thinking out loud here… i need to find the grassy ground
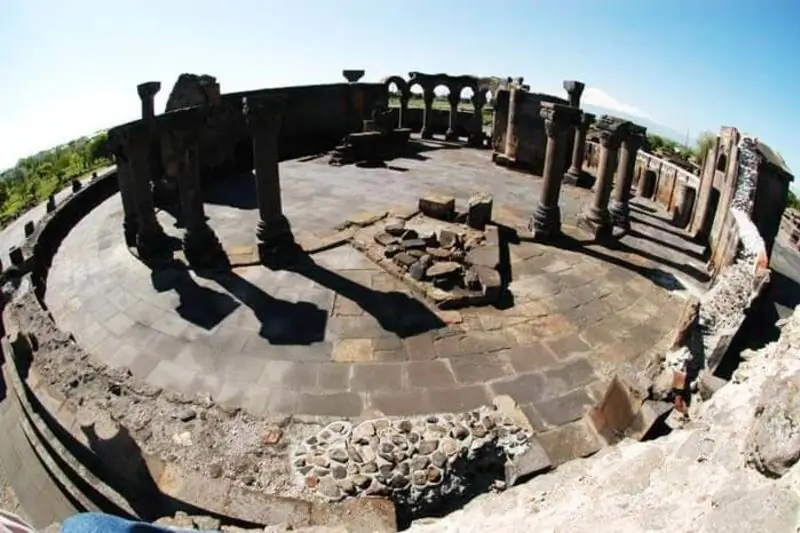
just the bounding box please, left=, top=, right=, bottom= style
left=388, top=96, right=495, bottom=125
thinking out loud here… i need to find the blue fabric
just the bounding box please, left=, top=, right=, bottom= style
left=60, top=513, right=219, bottom=533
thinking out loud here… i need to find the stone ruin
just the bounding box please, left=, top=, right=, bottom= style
left=329, top=104, right=412, bottom=167
left=351, top=192, right=502, bottom=309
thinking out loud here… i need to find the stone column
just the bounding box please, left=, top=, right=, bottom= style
left=563, top=80, right=585, bottom=108
left=169, top=110, right=227, bottom=269
left=137, top=82, right=161, bottom=120
left=563, top=112, right=595, bottom=186
left=578, top=117, right=625, bottom=239
left=121, top=122, right=169, bottom=260
left=528, top=103, right=582, bottom=240
left=503, top=86, right=520, bottom=160
left=398, top=93, right=409, bottom=129
left=245, top=97, right=296, bottom=265
left=691, top=135, right=721, bottom=240
left=445, top=91, right=460, bottom=141
left=421, top=90, right=435, bottom=139
left=609, top=124, right=647, bottom=229
left=116, top=158, right=139, bottom=248
left=469, top=91, right=486, bottom=147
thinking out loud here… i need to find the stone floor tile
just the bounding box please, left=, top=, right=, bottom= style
left=104, top=311, right=136, bottom=337
left=490, top=372, right=548, bottom=404
left=504, top=343, right=559, bottom=373
left=368, top=390, right=434, bottom=416
left=145, top=360, right=199, bottom=397
left=331, top=338, right=374, bottom=362
left=297, top=391, right=364, bottom=417
left=174, top=342, right=222, bottom=373
left=403, top=332, right=437, bottom=361
left=533, top=388, right=595, bottom=426
left=426, top=384, right=491, bottom=413
left=545, top=334, right=593, bottom=359
left=447, top=353, right=513, bottom=384
left=406, top=360, right=456, bottom=389
left=213, top=352, right=269, bottom=383
left=266, top=389, right=299, bottom=414
left=318, top=363, right=352, bottom=390
left=541, top=357, right=598, bottom=397
left=350, top=363, right=405, bottom=392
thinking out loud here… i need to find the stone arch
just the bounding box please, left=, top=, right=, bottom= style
left=382, top=75, right=409, bottom=101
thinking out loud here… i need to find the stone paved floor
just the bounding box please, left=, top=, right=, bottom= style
left=43, top=142, right=704, bottom=424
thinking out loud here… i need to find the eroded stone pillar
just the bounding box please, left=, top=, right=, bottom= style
left=169, top=110, right=227, bottom=269
left=445, top=91, right=460, bottom=142
left=503, top=86, right=520, bottom=160
left=121, top=122, right=169, bottom=260
left=469, top=91, right=486, bottom=147
left=564, top=112, right=595, bottom=186
left=137, top=82, right=161, bottom=120
left=610, top=124, right=647, bottom=229
left=116, top=159, right=139, bottom=248
left=245, top=97, right=296, bottom=265
left=578, top=117, right=625, bottom=239
left=399, top=93, right=409, bottom=129
left=529, top=103, right=582, bottom=240
left=563, top=80, right=585, bottom=108
left=421, top=90, right=435, bottom=139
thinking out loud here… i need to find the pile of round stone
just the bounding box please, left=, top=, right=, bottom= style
left=293, top=406, right=531, bottom=506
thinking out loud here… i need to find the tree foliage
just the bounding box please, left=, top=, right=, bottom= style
left=0, top=133, right=110, bottom=227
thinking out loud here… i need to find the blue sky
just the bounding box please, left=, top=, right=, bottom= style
left=1, top=0, right=798, bottom=186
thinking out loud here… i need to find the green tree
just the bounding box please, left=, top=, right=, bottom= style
left=695, top=131, right=715, bottom=161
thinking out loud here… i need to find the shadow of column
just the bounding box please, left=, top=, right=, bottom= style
left=287, top=254, right=445, bottom=338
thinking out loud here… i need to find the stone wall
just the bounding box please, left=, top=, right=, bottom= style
left=491, top=90, right=569, bottom=174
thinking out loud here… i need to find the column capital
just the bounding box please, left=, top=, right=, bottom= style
left=620, top=123, right=647, bottom=151
left=540, top=102, right=581, bottom=138
left=594, top=115, right=627, bottom=149
left=342, top=69, right=365, bottom=83
left=137, top=81, right=161, bottom=100
left=562, top=80, right=585, bottom=106
left=243, top=96, right=286, bottom=134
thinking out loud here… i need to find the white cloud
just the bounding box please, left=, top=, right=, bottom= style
left=582, top=87, right=654, bottom=121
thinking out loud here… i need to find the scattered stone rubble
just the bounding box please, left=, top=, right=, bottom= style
left=407, top=307, right=800, bottom=533
left=153, top=512, right=348, bottom=532
left=329, top=105, right=411, bottom=167
left=359, top=193, right=502, bottom=308
left=293, top=407, right=531, bottom=514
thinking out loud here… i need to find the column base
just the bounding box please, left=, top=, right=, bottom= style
left=445, top=129, right=459, bottom=142
left=528, top=204, right=561, bottom=241
left=257, top=215, right=299, bottom=268
left=183, top=224, right=229, bottom=271
left=136, top=224, right=171, bottom=263
left=123, top=219, right=139, bottom=248
left=493, top=153, right=514, bottom=167
left=421, top=129, right=434, bottom=140
left=577, top=208, right=613, bottom=241
left=609, top=200, right=631, bottom=230
left=467, top=133, right=485, bottom=148
left=563, top=168, right=593, bottom=189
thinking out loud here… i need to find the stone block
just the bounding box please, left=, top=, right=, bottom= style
left=493, top=395, right=536, bottom=432
left=426, top=261, right=461, bottom=279
left=466, top=245, right=500, bottom=269
left=419, top=194, right=455, bottom=221
left=504, top=437, right=552, bottom=487
left=71, top=179, right=82, bottom=193
left=46, top=194, right=56, bottom=213
left=476, top=266, right=501, bottom=300
left=438, top=229, right=460, bottom=248
left=668, top=296, right=700, bottom=350
left=467, top=193, right=493, bottom=230
left=626, top=399, right=672, bottom=440
left=587, top=375, right=641, bottom=444
left=23, top=221, right=35, bottom=238
left=535, top=419, right=603, bottom=465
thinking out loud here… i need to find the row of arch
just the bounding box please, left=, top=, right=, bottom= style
left=379, top=72, right=515, bottom=143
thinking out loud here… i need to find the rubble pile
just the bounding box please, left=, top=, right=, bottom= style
left=293, top=407, right=531, bottom=515
left=366, top=193, right=502, bottom=308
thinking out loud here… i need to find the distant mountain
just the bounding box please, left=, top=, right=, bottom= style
left=582, top=104, right=696, bottom=147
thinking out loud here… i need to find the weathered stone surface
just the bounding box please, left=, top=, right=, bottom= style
left=438, top=229, right=460, bottom=249
left=467, top=193, right=493, bottom=230
left=419, top=195, right=456, bottom=221
left=374, top=232, right=396, bottom=246
left=394, top=252, right=417, bottom=268
left=426, top=262, right=461, bottom=279
left=747, top=372, right=800, bottom=477
left=504, top=437, right=552, bottom=486
left=466, top=245, right=500, bottom=269
left=385, top=219, right=406, bottom=236
left=476, top=266, right=502, bottom=299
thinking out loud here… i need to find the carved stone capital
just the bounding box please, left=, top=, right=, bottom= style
left=540, top=102, right=582, bottom=137
left=562, top=80, right=585, bottom=105
left=620, top=123, right=647, bottom=151
left=447, top=91, right=460, bottom=108
left=342, top=70, right=365, bottom=83
left=471, top=91, right=487, bottom=108
left=579, top=112, right=596, bottom=132
left=137, top=81, right=161, bottom=100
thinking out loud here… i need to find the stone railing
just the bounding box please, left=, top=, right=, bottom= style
left=665, top=136, right=770, bottom=378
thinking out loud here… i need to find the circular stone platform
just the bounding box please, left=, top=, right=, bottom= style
left=44, top=143, right=682, bottom=425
